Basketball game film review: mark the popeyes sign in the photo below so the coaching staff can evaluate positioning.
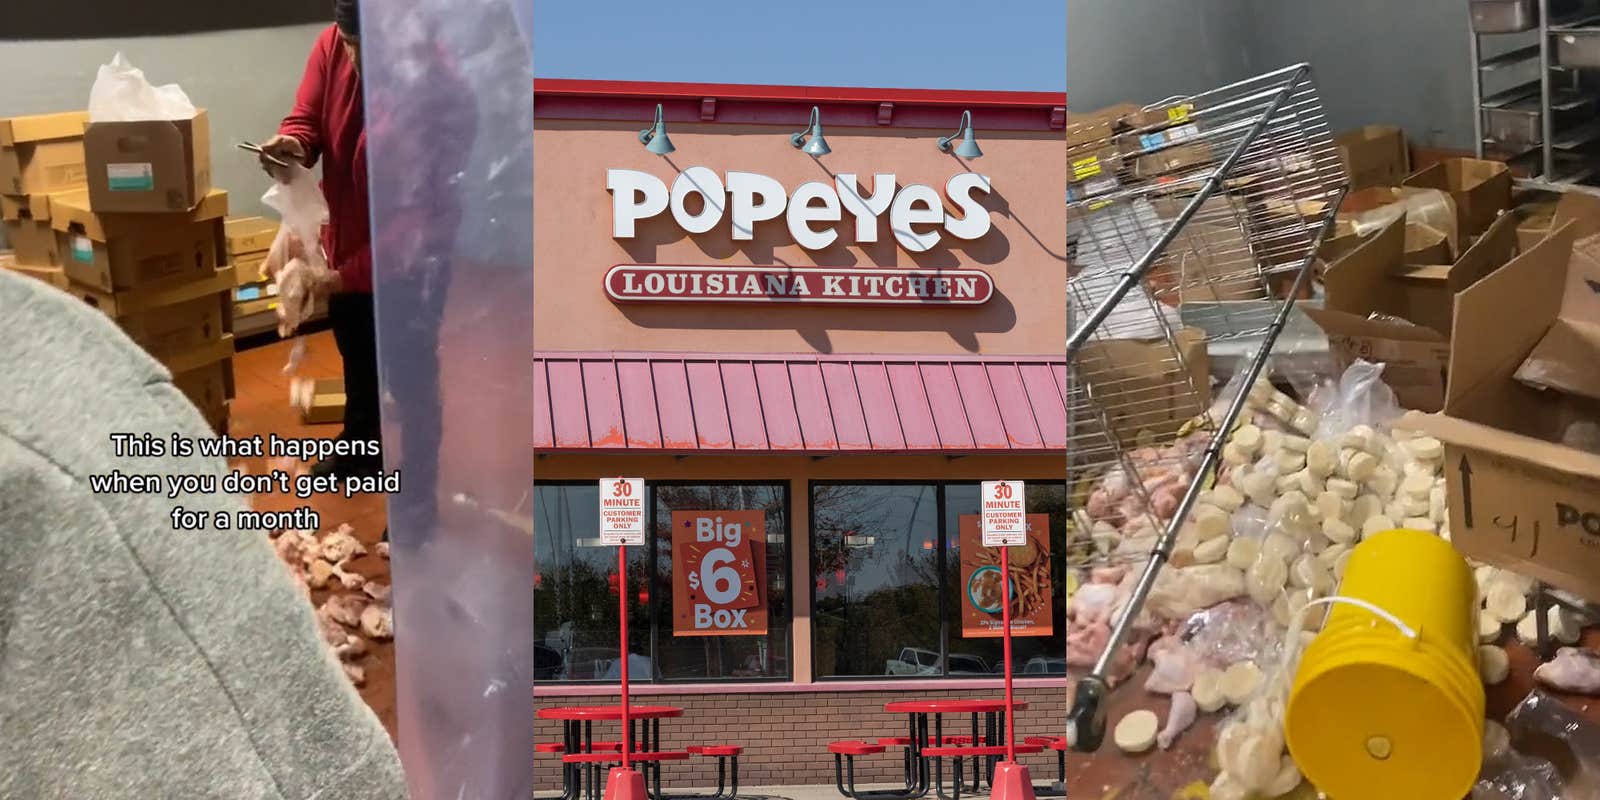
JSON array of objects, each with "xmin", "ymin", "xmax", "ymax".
[
  {"xmin": 607, "ymin": 169, "xmax": 994, "ymax": 253},
  {"xmin": 606, "ymin": 168, "xmax": 997, "ymax": 306}
]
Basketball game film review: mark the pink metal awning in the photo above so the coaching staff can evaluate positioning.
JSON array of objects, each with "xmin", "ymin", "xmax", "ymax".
[{"xmin": 534, "ymin": 352, "xmax": 1070, "ymax": 454}]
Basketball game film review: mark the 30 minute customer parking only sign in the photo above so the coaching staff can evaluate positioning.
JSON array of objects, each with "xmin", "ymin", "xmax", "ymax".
[
  {"xmin": 598, "ymin": 477, "xmax": 646, "ymax": 546},
  {"xmin": 980, "ymin": 480, "xmax": 1026, "ymax": 547}
]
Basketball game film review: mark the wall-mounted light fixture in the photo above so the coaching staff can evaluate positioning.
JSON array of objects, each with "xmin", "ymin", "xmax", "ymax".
[
  {"xmin": 789, "ymin": 106, "xmax": 831, "ymax": 156},
  {"xmin": 937, "ymin": 110, "xmax": 983, "ymax": 159},
  {"xmin": 639, "ymin": 103, "xmax": 675, "ymax": 156}
]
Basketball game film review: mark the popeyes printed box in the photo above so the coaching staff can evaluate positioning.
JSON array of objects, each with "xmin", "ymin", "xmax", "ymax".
[{"xmin": 1401, "ymin": 223, "xmax": 1600, "ymax": 603}]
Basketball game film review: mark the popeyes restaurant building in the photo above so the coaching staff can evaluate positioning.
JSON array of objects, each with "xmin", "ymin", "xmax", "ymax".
[{"xmin": 533, "ymin": 79, "xmax": 1069, "ymax": 788}]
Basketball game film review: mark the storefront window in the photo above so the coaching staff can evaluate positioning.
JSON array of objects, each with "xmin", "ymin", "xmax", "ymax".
[
  {"xmin": 811, "ymin": 484, "xmax": 942, "ymax": 678},
  {"xmin": 534, "ymin": 481, "xmax": 792, "ymax": 683},
  {"xmin": 811, "ymin": 481, "xmax": 1069, "ymax": 679},
  {"xmin": 533, "ymin": 483, "xmax": 651, "ymax": 682},
  {"xmin": 943, "ymin": 482, "xmax": 1069, "ymax": 677},
  {"xmin": 651, "ymin": 483, "xmax": 791, "ymax": 681}
]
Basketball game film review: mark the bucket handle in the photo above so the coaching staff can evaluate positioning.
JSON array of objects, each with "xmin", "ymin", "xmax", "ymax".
[{"xmin": 1279, "ymin": 595, "xmax": 1419, "ymax": 678}]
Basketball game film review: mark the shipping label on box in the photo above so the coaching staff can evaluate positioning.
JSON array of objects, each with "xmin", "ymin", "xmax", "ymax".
[{"xmin": 49, "ymin": 189, "xmax": 228, "ymax": 292}]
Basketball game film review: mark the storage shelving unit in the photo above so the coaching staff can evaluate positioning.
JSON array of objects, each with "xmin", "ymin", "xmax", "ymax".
[{"xmin": 1470, "ymin": 0, "xmax": 1600, "ymax": 194}]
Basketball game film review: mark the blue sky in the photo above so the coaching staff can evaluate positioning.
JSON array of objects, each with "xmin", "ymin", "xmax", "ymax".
[{"xmin": 532, "ymin": 0, "xmax": 1065, "ymax": 93}]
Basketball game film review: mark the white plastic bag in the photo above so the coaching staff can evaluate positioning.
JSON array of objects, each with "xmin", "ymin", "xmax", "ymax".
[
  {"xmin": 261, "ymin": 165, "xmax": 331, "ymax": 364},
  {"xmin": 1316, "ymin": 360, "xmax": 1402, "ymax": 438},
  {"xmin": 87, "ymin": 53, "xmax": 197, "ymax": 122}
]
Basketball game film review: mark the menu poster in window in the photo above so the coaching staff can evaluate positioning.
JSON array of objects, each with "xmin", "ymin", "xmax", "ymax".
[
  {"xmin": 671, "ymin": 510, "xmax": 768, "ymax": 637},
  {"xmin": 957, "ymin": 514, "xmax": 1053, "ymax": 638}
]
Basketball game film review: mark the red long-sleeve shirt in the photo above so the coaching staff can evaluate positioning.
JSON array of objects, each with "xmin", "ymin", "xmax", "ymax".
[{"xmin": 279, "ymin": 25, "xmax": 371, "ymax": 293}]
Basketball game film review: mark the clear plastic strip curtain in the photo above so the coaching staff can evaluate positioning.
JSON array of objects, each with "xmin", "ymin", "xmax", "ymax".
[{"xmin": 361, "ymin": 0, "xmax": 536, "ymax": 796}]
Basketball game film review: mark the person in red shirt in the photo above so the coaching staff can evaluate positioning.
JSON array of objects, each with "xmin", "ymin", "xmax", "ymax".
[{"xmin": 258, "ymin": 0, "xmax": 381, "ymax": 484}]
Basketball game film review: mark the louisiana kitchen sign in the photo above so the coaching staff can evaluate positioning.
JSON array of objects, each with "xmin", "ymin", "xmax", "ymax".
[{"xmin": 605, "ymin": 264, "xmax": 995, "ymax": 306}]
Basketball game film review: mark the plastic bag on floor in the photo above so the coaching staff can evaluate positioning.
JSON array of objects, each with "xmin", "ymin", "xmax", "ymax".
[
  {"xmin": 1474, "ymin": 689, "xmax": 1600, "ymax": 798},
  {"xmin": 87, "ymin": 53, "xmax": 197, "ymax": 122}
]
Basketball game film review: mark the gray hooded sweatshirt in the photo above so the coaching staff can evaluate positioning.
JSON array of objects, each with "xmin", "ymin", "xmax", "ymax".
[{"xmin": 0, "ymin": 269, "xmax": 408, "ymax": 799}]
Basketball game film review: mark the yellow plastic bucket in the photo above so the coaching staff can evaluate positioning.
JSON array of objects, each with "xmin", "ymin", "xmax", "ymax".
[{"xmin": 1284, "ymin": 528, "xmax": 1483, "ymax": 800}]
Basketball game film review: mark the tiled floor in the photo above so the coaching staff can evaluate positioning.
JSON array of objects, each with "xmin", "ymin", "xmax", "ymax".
[{"xmin": 229, "ymin": 330, "xmax": 398, "ymax": 738}]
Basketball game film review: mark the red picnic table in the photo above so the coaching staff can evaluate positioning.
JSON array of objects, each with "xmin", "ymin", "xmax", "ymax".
[
  {"xmin": 829, "ymin": 700, "xmax": 1044, "ymax": 800},
  {"xmin": 538, "ymin": 705, "xmax": 688, "ymax": 800}
]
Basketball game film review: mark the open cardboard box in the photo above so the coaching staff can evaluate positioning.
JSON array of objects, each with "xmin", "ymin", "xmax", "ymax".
[
  {"xmin": 1400, "ymin": 223, "xmax": 1600, "ymax": 602},
  {"xmin": 1335, "ymin": 125, "xmax": 1409, "ymax": 190},
  {"xmin": 1402, "ymin": 157, "xmax": 1512, "ymax": 239},
  {"xmin": 83, "ymin": 109, "xmax": 212, "ymax": 213},
  {"xmin": 1303, "ymin": 211, "xmax": 1520, "ymax": 412}
]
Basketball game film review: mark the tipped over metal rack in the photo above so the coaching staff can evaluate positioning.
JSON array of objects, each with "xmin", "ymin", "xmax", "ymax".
[{"xmin": 1061, "ymin": 63, "xmax": 1348, "ymax": 752}]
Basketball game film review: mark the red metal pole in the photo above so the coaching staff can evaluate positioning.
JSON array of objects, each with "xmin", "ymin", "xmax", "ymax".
[
  {"xmin": 618, "ymin": 545, "xmax": 632, "ymax": 769},
  {"xmin": 1000, "ymin": 545, "xmax": 1016, "ymax": 763}
]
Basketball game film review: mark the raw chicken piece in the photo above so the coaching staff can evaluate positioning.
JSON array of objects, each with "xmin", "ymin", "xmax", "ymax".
[
  {"xmin": 322, "ymin": 594, "xmax": 367, "ymax": 627},
  {"xmin": 335, "ymin": 635, "xmax": 368, "ymax": 661},
  {"xmin": 1145, "ymin": 635, "xmax": 1204, "ymax": 694},
  {"xmin": 314, "ymin": 608, "xmax": 347, "ymax": 648},
  {"xmin": 363, "ymin": 582, "xmax": 392, "ymax": 603},
  {"xmin": 1146, "ymin": 564, "xmax": 1247, "ymax": 619},
  {"xmin": 321, "ymin": 530, "xmax": 367, "ymax": 564},
  {"xmin": 308, "ymin": 560, "xmax": 336, "ymax": 589},
  {"xmin": 1071, "ymin": 583, "xmax": 1120, "ymax": 625},
  {"xmin": 1158, "ymin": 691, "xmax": 1198, "ymax": 750},
  {"xmin": 375, "ymin": 542, "xmax": 391, "ymax": 559},
  {"xmin": 1534, "ymin": 648, "xmax": 1600, "ymax": 695},
  {"xmin": 1065, "ymin": 620, "xmax": 1110, "ymax": 667},
  {"xmin": 342, "ymin": 662, "xmax": 367, "ymax": 686},
  {"xmin": 332, "ymin": 565, "xmax": 366, "ymax": 591},
  {"xmin": 360, "ymin": 605, "xmax": 394, "ymax": 640}
]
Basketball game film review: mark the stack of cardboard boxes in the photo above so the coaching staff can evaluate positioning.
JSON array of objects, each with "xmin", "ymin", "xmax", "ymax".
[
  {"xmin": 226, "ymin": 216, "xmax": 282, "ymax": 337},
  {"xmin": 0, "ymin": 111, "xmax": 86, "ymax": 289},
  {"xmin": 2, "ymin": 108, "xmax": 236, "ymax": 434}
]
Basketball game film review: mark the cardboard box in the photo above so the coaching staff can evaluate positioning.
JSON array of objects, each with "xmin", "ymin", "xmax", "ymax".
[
  {"xmin": 1077, "ymin": 328, "xmax": 1212, "ymax": 445},
  {"xmin": 1, "ymin": 193, "xmax": 59, "ymax": 266},
  {"xmin": 1335, "ymin": 125, "xmax": 1410, "ymax": 190},
  {"xmin": 225, "ymin": 215, "xmax": 278, "ymax": 256},
  {"xmin": 169, "ymin": 342, "xmax": 234, "ymax": 436},
  {"xmin": 119, "ymin": 291, "xmax": 229, "ymax": 357},
  {"xmin": 1067, "ymin": 145, "xmax": 1123, "ymax": 193},
  {"xmin": 234, "ymin": 252, "xmax": 268, "ymax": 285},
  {"xmin": 1404, "ymin": 222, "xmax": 1451, "ymax": 265},
  {"xmin": 1338, "ymin": 185, "xmax": 1460, "ymax": 257},
  {"xmin": 1135, "ymin": 142, "xmax": 1211, "ymax": 181},
  {"xmin": 83, "ymin": 110, "xmax": 211, "ymax": 213},
  {"xmin": 0, "ymin": 111, "xmax": 88, "ymax": 195},
  {"xmin": 292, "ymin": 376, "xmax": 346, "ymax": 424},
  {"xmin": 67, "ymin": 262, "xmax": 236, "ymax": 320},
  {"xmin": 1403, "ymin": 158, "xmax": 1512, "ymax": 238},
  {"xmin": 1401, "ymin": 224, "xmax": 1600, "ymax": 602},
  {"xmin": 1064, "ymin": 103, "xmax": 1143, "ymax": 149},
  {"xmin": 50, "ymin": 189, "xmax": 227, "ymax": 291},
  {"xmin": 5, "ymin": 262, "xmax": 69, "ymax": 291},
  {"xmin": 1303, "ymin": 212, "xmax": 1520, "ymax": 412}
]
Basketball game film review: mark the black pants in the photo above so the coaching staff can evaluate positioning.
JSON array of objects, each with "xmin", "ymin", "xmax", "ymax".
[
  {"xmin": 328, "ymin": 292, "xmax": 382, "ymax": 446},
  {"xmin": 328, "ymin": 277, "xmax": 448, "ymax": 539}
]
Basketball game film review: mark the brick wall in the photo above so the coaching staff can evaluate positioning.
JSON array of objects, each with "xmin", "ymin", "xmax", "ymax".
[{"xmin": 536, "ymin": 686, "xmax": 1068, "ymax": 791}]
